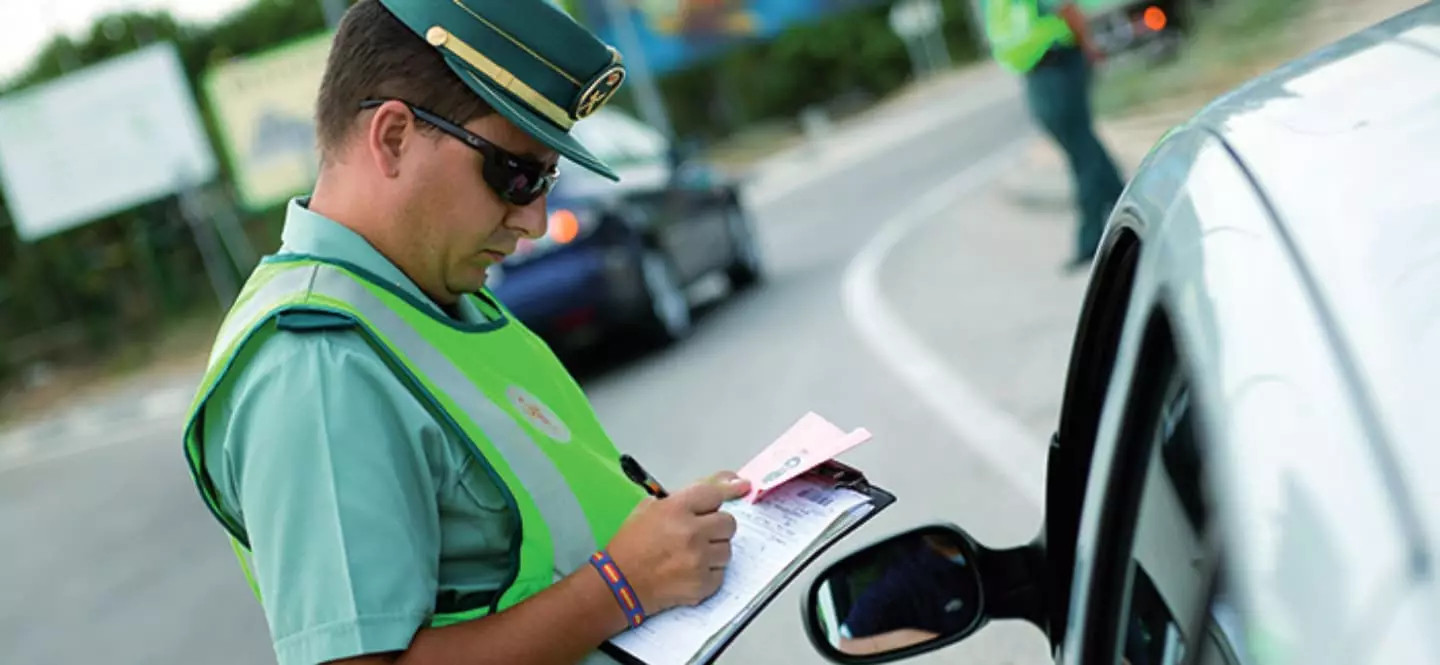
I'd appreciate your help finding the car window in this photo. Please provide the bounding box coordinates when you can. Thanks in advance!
[569,109,668,166]
[553,109,672,200]
[1190,574,1252,665]
[1104,344,1255,665]
[552,157,615,199]
[1113,362,1211,665]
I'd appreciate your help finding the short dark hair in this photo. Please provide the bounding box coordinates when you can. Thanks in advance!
[315,0,494,161]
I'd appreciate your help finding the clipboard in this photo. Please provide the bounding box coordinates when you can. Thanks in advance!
[599,459,896,665]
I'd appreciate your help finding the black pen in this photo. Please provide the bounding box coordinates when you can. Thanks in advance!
[620,454,669,499]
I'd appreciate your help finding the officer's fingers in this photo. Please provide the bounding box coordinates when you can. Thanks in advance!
[718,473,752,500]
[688,567,726,605]
[704,538,734,569]
[700,471,752,500]
[678,480,731,514]
[678,472,750,514]
[691,469,748,495]
[696,510,738,542]
[699,469,740,484]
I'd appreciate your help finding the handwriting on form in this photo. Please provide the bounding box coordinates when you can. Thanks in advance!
[609,477,870,665]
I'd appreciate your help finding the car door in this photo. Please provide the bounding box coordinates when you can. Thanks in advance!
[1042,123,1211,656]
[1076,330,1227,665]
[1053,131,1421,665]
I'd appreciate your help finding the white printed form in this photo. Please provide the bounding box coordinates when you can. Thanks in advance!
[609,477,871,665]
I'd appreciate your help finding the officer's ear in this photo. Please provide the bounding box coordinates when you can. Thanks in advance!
[363,100,420,179]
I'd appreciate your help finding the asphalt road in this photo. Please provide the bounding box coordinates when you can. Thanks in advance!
[1,72,1060,665]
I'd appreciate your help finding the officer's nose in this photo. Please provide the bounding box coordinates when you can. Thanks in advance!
[508,198,549,240]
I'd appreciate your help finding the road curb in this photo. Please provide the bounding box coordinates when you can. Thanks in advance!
[0,375,197,467]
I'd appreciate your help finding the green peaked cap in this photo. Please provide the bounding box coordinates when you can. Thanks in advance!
[378,0,628,181]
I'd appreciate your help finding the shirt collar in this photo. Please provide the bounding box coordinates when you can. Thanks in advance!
[279,197,483,321]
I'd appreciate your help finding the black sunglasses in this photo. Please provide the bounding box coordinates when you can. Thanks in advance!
[359,99,558,206]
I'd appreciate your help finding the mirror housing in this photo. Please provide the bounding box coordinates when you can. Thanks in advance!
[801,523,1047,664]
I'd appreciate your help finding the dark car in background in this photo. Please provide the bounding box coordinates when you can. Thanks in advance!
[487,108,763,354]
[1082,0,1214,56]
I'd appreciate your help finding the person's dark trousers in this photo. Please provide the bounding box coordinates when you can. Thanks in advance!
[1022,46,1126,263]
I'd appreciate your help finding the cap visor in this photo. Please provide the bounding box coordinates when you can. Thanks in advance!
[444,58,620,182]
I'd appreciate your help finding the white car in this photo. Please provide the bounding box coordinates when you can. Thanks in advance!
[799,4,1440,664]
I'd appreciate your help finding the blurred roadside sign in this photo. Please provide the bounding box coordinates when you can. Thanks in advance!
[889,0,950,77]
[0,41,218,242]
[888,0,943,38]
[203,31,333,212]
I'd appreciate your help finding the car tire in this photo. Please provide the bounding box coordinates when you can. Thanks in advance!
[723,196,763,291]
[637,247,693,346]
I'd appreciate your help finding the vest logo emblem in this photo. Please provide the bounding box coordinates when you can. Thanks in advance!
[506,385,571,443]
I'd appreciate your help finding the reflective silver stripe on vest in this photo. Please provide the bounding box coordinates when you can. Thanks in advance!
[212,266,318,365]
[218,262,599,576]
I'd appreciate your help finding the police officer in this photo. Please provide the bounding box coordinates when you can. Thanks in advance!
[983,0,1127,268]
[181,1,750,663]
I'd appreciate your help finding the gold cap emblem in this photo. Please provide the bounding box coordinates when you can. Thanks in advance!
[572,63,626,120]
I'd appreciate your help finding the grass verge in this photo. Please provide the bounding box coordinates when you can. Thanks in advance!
[0,306,219,428]
[1094,0,1318,117]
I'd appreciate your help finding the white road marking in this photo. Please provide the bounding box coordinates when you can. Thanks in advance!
[0,417,179,474]
[71,411,106,438]
[0,377,196,472]
[0,437,36,463]
[141,385,192,419]
[841,138,1049,507]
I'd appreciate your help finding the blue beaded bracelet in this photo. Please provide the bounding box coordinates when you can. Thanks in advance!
[590,550,647,627]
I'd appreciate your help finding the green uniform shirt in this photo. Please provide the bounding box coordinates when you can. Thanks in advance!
[202,198,520,665]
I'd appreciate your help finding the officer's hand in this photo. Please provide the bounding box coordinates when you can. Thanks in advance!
[606,471,752,614]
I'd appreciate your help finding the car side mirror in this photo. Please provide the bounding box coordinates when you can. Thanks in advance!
[801,523,1047,664]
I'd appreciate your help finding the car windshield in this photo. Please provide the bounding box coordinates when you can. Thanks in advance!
[569,108,669,166]
[552,108,669,199]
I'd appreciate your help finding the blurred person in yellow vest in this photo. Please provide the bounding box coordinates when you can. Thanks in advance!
[984,0,1127,269]
[180,1,752,663]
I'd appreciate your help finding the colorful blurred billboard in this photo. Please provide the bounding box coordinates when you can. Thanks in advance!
[202,31,333,212]
[572,0,889,76]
